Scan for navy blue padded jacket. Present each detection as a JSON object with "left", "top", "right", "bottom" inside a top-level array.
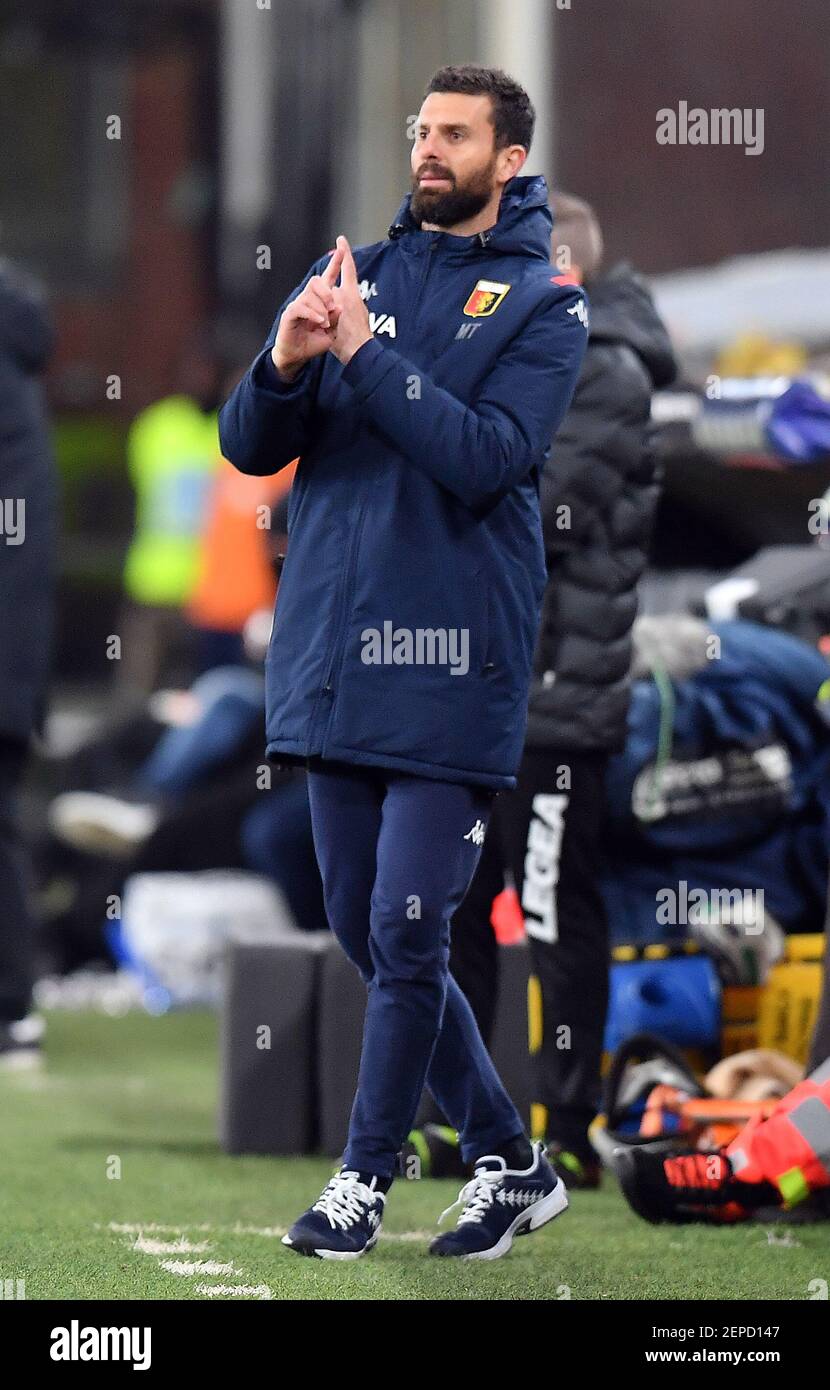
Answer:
[{"left": 219, "top": 175, "right": 588, "bottom": 788}]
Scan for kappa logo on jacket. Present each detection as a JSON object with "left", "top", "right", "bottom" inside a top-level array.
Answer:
[
  {"left": 368, "top": 310, "right": 397, "bottom": 337},
  {"left": 566, "top": 298, "right": 589, "bottom": 329},
  {"left": 359, "top": 280, "right": 395, "bottom": 335}
]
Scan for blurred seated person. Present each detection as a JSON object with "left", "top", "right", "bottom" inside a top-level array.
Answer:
[
  {"left": 56, "top": 478, "right": 294, "bottom": 854},
  {"left": 50, "top": 662, "right": 268, "bottom": 857}
]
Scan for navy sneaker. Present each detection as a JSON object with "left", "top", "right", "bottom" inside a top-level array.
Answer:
[
  {"left": 281, "top": 1169, "right": 386, "bottom": 1260},
  {"left": 429, "top": 1141, "right": 568, "bottom": 1259}
]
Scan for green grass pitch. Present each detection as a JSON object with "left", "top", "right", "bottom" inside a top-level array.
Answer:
[{"left": 0, "top": 1009, "right": 825, "bottom": 1301}]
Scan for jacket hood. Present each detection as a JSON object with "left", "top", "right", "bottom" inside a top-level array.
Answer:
[
  {"left": 388, "top": 174, "right": 554, "bottom": 262},
  {"left": 584, "top": 262, "right": 677, "bottom": 388}
]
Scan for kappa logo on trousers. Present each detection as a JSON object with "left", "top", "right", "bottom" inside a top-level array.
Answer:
[{"left": 463, "top": 819, "right": 486, "bottom": 846}]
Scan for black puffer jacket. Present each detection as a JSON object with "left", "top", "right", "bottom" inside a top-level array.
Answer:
[
  {"left": 0, "top": 259, "right": 55, "bottom": 741},
  {"left": 525, "top": 264, "right": 677, "bottom": 752}
]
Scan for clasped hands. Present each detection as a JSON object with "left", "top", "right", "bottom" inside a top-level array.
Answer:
[{"left": 271, "top": 236, "right": 372, "bottom": 383}]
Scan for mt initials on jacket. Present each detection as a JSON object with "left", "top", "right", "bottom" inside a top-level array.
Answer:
[{"left": 219, "top": 176, "right": 587, "bottom": 788}]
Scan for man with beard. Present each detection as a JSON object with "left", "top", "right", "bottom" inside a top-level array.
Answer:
[{"left": 219, "top": 65, "right": 587, "bottom": 1260}]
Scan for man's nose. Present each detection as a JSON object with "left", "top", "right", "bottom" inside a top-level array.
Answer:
[{"left": 418, "top": 134, "right": 445, "bottom": 164}]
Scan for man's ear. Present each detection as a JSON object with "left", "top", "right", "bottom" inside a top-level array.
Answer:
[{"left": 499, "top": 144, "right": 528, "bottom": 182}]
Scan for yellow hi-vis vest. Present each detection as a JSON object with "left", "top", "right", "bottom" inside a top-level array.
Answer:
[{"left": 123, "top": 395, "right": 220, "bottom": 607}]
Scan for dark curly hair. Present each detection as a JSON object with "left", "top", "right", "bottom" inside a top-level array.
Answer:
[{"left": 425, "top": 65, "right": 535, "bottom": 153}]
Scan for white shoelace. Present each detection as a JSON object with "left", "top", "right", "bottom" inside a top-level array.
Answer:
[
  {"left": 438, "top": 1158, "right": 507, "bottom": 1227},
  {"left": 312, "top": 1171, "right": 382, "bottom": 1231}
]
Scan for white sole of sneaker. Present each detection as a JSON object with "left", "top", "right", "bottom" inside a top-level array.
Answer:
[
  {"left": 281, "top": 1229, "right": 381, "bottom": 1261},
  {"left": 462, "top": 1182, "right": 570, "bottom": 1261},
  {"left": 50, "top": 794, "right": 157, "bottom": 858}
]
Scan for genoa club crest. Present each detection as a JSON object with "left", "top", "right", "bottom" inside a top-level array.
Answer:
[{"left": 463, "top": 279, "right": 511, "bottom": 317}]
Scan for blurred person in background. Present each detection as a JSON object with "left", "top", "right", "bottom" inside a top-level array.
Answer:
[
  {"left": 0, "top": 256, "right": 55, "bottom": 1066},
  {"left": 185, "top": 367, "right": 296, "bottom": 670},
  {"left": 39, "top": 487, "right": 333, "bottom": 970},
  {"left": 615, "top": 903, "right": 830, "bottom": 1224},
  {"left": 116, "top": 331, "right": 223, "bottom": 702},
  {"left": 423, "top": 193, "right": 678, "bottom": 1184},
  {"left": 49, "top": 471, "right": 293, "bottom": 857}
]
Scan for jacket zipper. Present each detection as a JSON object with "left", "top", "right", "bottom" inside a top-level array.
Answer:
[
  {"left": 410, "top": 235, "right": 438, "bottom": 332},
  {"left": 312, "top": 237, "right": 437, "bottom": 752}
]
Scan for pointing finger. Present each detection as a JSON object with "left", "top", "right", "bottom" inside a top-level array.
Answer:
[
  {"left": 321, "top": 242, "right": 346, "bottom": 288},
  {"left": 337, "top": 235, "right": 359, "bottom": 288}
]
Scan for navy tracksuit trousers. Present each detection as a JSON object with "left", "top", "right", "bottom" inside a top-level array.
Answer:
[{"left": 307, "top": 761, "right": 525, "bottom": 1179}]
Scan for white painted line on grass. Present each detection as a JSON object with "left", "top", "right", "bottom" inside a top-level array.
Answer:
[
  {"left": 133, "top": 1237, "right": 211, "bottom": 1256},
  {"left": 105, "top": 1216, "right": 440, "bottom": 1303},
  {"left": 112, "top": 1219, "right": 436, "bottom": 1244},
  {"left": 160, "top": 1260, "right": 237, "bottom": 1277},
  {"left": 764, "top": 1229, "right": 801, "bottom": 1247},
  {"left": 228, "top": 1224, "right": 287, "bottom": 1239},
  {"left": 105, "top": 1221, "right": 212, "bottom": 1234},
  {"left": 195, "top": 1283, "right": 272, "bottom": 1299},
  {"left": 105, "top": 1221, "right": 269, "bottom": 1301}
]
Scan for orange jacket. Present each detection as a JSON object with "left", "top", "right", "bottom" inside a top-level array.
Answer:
[
  {"left": 727, "top": 1059, "right": 830, "bottom": 1206},
  {"left": 187, "top": 459, "right": 296, "bottom": 633}
]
